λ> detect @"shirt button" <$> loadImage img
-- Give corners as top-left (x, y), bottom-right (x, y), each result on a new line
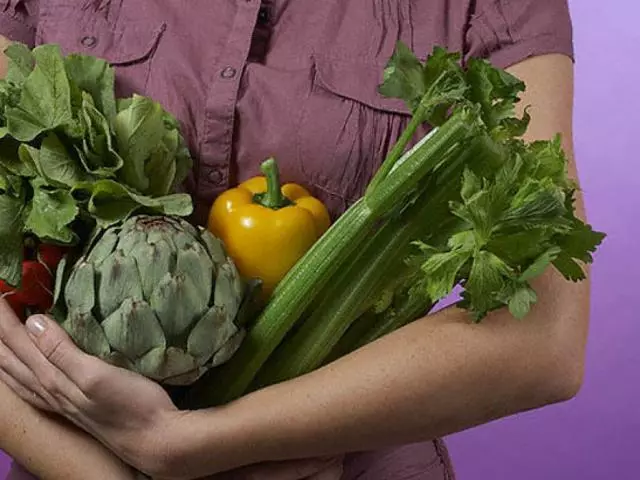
top-left (81, 36), bottom-right (98, 48)
top-left (257, 5), bottom-right (271, 25)
top-left (220, 66), bottom-right (237, 79)
top-left (208, 167), bottom-right (224, 185)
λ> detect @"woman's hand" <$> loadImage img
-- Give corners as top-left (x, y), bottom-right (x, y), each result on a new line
top-left (0, 300), bottom-right (182, 477)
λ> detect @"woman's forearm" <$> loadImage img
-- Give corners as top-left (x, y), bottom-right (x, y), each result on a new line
top-left (169, 266), bottom-right (588, 479)
top-left (0, 381), bottom-right (137, 480)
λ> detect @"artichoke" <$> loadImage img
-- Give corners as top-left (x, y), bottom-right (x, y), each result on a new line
top-left (54, 215), bottom-right (248, 385)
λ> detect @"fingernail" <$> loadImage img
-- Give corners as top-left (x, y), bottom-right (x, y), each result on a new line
top-left (26, 316), bottom-right (47, 336)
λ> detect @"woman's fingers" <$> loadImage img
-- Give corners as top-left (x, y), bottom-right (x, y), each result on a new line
top-left (0, 301), bottom-right (85, 409)
top-left (0, 368), bottom-right (53, 412)
top-left (24, 315), bottom-right (101, 391)
top-left (0, 340), bottom-right (56, 408)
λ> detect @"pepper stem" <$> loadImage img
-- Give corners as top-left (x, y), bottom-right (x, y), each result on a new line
top-left (256, 157), bottom-right (289, 209)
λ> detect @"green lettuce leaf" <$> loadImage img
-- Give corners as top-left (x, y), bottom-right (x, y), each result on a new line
top-left (5, 44), bottom-right (76, 141)
top-left (113, 95), bottom-right (167, 194)
top-left (65, 53), bottom-right (117, 123)
top-left (72, 179), bottom-right (193, 227)
top-left (77, 92), bottom-right (123, 177)
top-left (0, 175), bottom-right (26, 286)
top-left (0, 137), bottom-right (34, 177)
top-left (3, 42), bottom-right (36, 86)
top-left (24, 178), bottom-right (79, 244)
top-left (36, 133), bottom-right (90, 187)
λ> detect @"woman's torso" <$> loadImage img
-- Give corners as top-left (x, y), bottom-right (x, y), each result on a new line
top-left (24, 2), bottom-right (475, 477)
top-left (33, 0), bottom-right (483, 222)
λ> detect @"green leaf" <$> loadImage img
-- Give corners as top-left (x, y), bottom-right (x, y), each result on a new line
top-left (0, 137), bottom-right (34, 177)
top-left (0, 167), bottom-right (23, 195)
top-left (72, 179), bottom-right (193, 227)
top-left (464, 250), bottom-right (512, 317)
top-left (486, 229), bottom-right (550, 266)
top-left (519, 247), bottom-right (561, 281)
top-left (418, 246), bottom-right (472, 300)
top-left (0, 191), bottom-right (26, 286)
top-left (460, 168), bottom-right (482, 203)
top-left (78, 92), bottom-right (123, 177)
top-left (501, 178), bottom-right (568, 229)
top-left (145, 141), bottom-right (177, 197)
top-left (378, 41), bottom-right (426, 112)
top-left (113, 95), bottom-right (166, 194)
top-left (507, 285), bottom-right (537, 320)
top-left (523, 136), bottom-right (570, 186)
top-left (37, 133), bottom-right (90, 187)
top-left (0, 80), bottom-right (23, 124)
top-left (465, 58), bottom-right (526, 132)
top-left (552, 253), bottom-right (587, 281)
top-left (555, 221), bottom-right (606, 264)
top-left (5, 44), bottom-right (74, 141)
top-left (24, 179), bottom-right (79, 244)
top-left (17, 144), bottom-right (41, 177)
top-left (65, 54), bottom-right (117, 122)
top-left (378, 43), bottom-right (467, 125)
top-left (4, 42), bottom-right (35, 85)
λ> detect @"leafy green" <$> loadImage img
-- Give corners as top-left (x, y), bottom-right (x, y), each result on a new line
top-left (25, 178), bottom-right (79, 243)
top-left (378, 43), bottom-right (468, 125)
top-left (3, 43), bottom-right (35, 86)
top-left (0, 42), bottom-right (195, 286)
top-left (114, 94), bottom-right (167, 193)
top-left (36, 133), bottom-right (90, 187)
top-left (372, 44), bottom-right (605, 321)
top-left (72, 179), bottom-right (192, 227)
top-left (64, 54), bottom-right (117, 122)
top-left (78, 92), bottom-right (123, 177)
top-left (5, 44), bottom-right (75, 141)
top-left (0, 172), bottom-right (26, 286)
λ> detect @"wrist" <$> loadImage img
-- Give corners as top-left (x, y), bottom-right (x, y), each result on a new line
top-left (140, 402), bottom-right (264, 480)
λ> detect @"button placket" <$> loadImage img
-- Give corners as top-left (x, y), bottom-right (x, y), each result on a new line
top-left (198, 0), bottom-right (262, 193)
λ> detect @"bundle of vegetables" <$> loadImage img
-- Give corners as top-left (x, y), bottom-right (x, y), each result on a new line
top-left (0, 43), bottom-right (251, 385)
top-left (184, 44), bottom-right (606, 408)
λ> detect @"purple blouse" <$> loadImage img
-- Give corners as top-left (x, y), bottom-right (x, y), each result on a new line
top-left (0, 1), bottom-right (573, 479)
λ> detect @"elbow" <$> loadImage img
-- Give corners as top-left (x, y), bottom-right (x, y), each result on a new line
top-left (540, 326), bottom-right (588, 404)
top-left (547, 352), bottom-right (585, 403)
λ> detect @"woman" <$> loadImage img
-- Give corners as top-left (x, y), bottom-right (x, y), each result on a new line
top-left (0, 1), bottom-right (587, 479)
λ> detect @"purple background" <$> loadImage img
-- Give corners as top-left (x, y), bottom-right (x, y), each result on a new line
top-left (1, 0), bottom-right (636, 478)
top-left (446, 0), bottom-right (640, 478)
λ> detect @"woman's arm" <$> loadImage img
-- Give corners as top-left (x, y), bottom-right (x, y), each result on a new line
top-left (163, 53), bottom-right (589, 478)
top-left (0, 53), bottom-right (588, 480)
top-left (0, 381), bottom-right (139, 480)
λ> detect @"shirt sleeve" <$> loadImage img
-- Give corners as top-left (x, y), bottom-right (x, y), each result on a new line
top-left (464, 0), bottom-right (574, 68)
top-left (0, 0), bottom-right (38, 47)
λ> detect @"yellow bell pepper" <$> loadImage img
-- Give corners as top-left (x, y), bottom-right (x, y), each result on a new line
top-left (208, 157), bottom-right (331, 296)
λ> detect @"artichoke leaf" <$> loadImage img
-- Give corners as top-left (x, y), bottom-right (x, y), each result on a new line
top-left (97, 250), bottom-right (144, 319)
top-left (101, 298), bottom-right (167, 361)
top-left (150, 273), bottom-right (208, 340)
top-left (64, 261), bottom-right (96, 315)
top-left (187, 305), bottom-right (239, 367)
top-left (62, 311), bottom-right (110, 358)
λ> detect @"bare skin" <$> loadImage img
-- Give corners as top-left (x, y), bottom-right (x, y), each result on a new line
top-left (0, 49), bottom-right (588, 480)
